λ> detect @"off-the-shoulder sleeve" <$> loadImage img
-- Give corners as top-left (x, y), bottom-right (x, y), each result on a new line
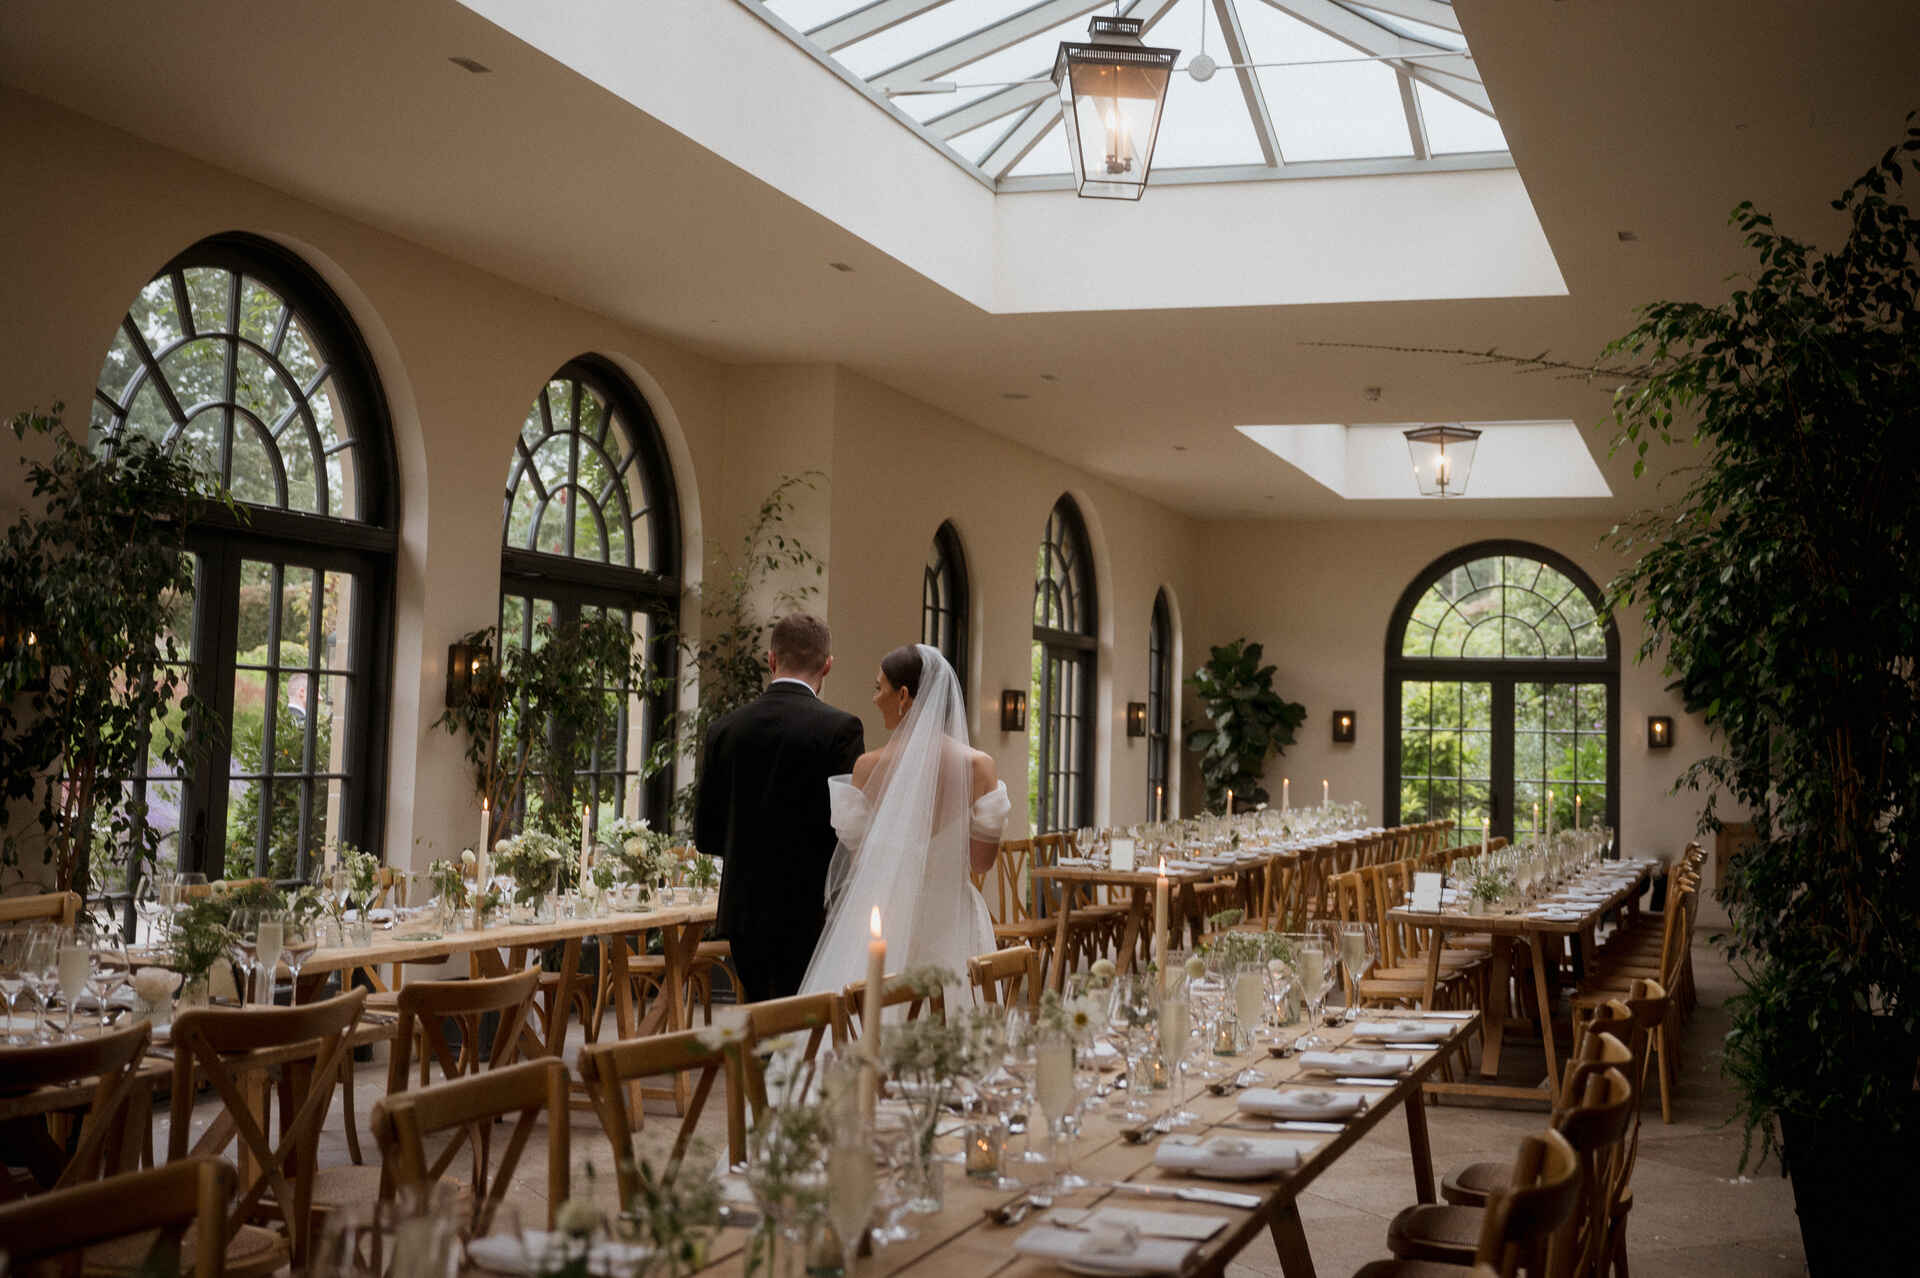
top-left (969, 781), bottom-right (1012, 841)
top-left (828, 774), bottom-right (871, 849)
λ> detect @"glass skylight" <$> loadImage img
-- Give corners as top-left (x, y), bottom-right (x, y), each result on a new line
top-left (746, 0), bottom-right (1506, 189)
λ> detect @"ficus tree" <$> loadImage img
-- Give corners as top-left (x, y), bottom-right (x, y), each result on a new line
top-left (1185, 638), bottom-right (1307, 811)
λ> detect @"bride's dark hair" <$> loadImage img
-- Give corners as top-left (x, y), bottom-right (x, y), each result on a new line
top-left (880, 644), bottom-right (924, 698)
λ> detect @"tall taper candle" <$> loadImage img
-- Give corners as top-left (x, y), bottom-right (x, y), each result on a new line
top-left (1282, 777), bottom-right (1290, 811)
top-left (1226, 787), bottom-right (1233, 817)
top-left (1154, 859), bottom-right (1171, 994)
top-left (1322, 778), bottom-right (1329, 806)
top-left (1533, 801), bottom-right (1540, 840)
top-left (1546, 789), bottom-right (1554, 843)
top-left (1482, 815), bottom-right (1490, 856)
top-left (1154, 784), bottom-right (1164, 821)
top-left (1576, 793), bottom-right (1582, 829)
top-left (475, 799), bottom-right (491, 924)
top-left (579, 806), bottom-right (594, 885)
top-left (864, 908), bottom-right (886, 1118)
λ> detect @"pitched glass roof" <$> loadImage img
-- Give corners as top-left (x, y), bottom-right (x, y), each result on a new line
top-left (742, 0), bottom-right (1507, 190)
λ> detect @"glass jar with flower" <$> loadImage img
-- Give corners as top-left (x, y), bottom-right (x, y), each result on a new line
top-left (493, 830), bottom-right (565, 924)
top-left (601, 818), bottom-right (667, 911)
top-left (427, 856), bottom-right (469, 934)
top-left (332, 844), bottom-right (382, 944)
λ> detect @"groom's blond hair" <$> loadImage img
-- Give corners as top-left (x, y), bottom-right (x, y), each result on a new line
top-left (770, 613), bottom-right (832, 675)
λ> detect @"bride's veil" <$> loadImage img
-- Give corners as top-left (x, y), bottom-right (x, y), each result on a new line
top-left (802, 644), bottom-right (975, 992)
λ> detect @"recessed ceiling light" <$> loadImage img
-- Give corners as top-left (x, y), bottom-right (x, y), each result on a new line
top-left (448, 56), bottom-right (491, 74)
top-left (1364, 386), bottom-right (1383, 402)
top-left (1002, 392), bottom-right (1030, 400)
top-left (1039, 373), bottom-right (1060, 383)
top-left (1616, 230), bottom-right (1640, 242)
top-left (828, 261), bottom-right (855, 273)
top-left (1172, 445), bottom-right (1188, 452)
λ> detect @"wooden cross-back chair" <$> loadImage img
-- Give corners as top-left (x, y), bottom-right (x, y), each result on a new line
top-left (1063, 829), bottom-right (1129, 957)
top-left (1, 1158), bottom-right (235, 1278)
top-left (607, 846), bottom-right (737, 1030)
top-left (1260, 851), bottom-right (1306, 928)
top-left (1366, 862), bottom-right (1482, 992)
top-left (1576, 887), bottom-right (1695, 1123)
top-left (1357, 1128), bottom-right (1583, 1278)
top-left (165, 988), bottom-right (367, 1276)
top-left (0, 890), bottom-right (81, 928)
top-left (0, 1021), bottom-right (151, 1201)
top-left (577, 1026), bottom-right (748, 1199)
top-left (983, 838), bottom-right (1056, 965)
top-left (742, 992), bottom-right (845, 1115)
top-left (968, 945), bottom-right (1041, 1012)
top-left (372, 1056), bottom-right (569, 1236)
top-left (1030, 833), bottom-right (1109, 975)
top-left (1326, 871), bottom-right (1439, 1010)
top-left (841, 974), bottom-right (945, 1037)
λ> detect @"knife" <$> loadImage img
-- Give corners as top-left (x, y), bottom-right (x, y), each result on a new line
top-left (1108, 1182), bottom-right (1263, 1209)
top-left (1333, 1076), bottom-right (1400, 1087)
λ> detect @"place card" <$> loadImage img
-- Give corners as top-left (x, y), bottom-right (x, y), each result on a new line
top-left (1110, 836), bottom-right (1137, 872)
top-left (1411, 871), bottom-right (1445, 914)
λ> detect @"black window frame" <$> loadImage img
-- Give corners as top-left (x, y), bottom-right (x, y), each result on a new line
top-left (1383, 540), bottom-right (1620, 845)
top-left (921, 520), bottom-right (969, 694)
top-left (95, 232), bottom-right (398, 886)
top-left (498, 356), bottom-right (682, 832)
top-left (1147, 588), bottom-right (1173, 821)
top-left (1031, 496), bottom-right (1097, 833)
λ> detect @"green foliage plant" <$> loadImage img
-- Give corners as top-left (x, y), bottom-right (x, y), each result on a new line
top-left (0, 405), bottom-right (228, 898)
top-left (1600, 122), bottom-right (1920, 1168)
top-left (1185, 639), bottom-right (1307, 811)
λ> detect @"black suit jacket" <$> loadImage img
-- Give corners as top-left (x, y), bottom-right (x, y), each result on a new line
top-left (695, 681), bottom-right (865, 947)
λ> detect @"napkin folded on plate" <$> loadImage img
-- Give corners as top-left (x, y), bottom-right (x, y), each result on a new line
top-left (1166, 860), bottom-right (1211, 873)
top-left (1050, 1207), bottom-right (1228, 1242)
top-left (467, 1232), bottom-right (652, 1276)
top-left (1349, 1020), bottom-right (1444, 1043)
top-left (1014, 1223), bottom-right (1197, 1275)
top-left (1297, 1050), bottom-right (1412, 1078)
top-left (1236, 1088), bottom-right (1368, 1121)
top-left (1153, 1134), bottom-right (1310, 1179)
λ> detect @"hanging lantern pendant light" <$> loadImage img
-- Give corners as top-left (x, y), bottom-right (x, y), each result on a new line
top-left (1053, 16), bottom-right (1178, 201)
top-left (1403, 424), bottom-right (1483, 497)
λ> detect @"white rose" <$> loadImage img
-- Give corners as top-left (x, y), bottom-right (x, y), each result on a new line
top-left (133, 967), bottom-right (181, 1004)
top-left (461, 848), bottom-right (477, 867)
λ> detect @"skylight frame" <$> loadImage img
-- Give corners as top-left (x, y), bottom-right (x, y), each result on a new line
top-left (737, 0), bottom-right (1509, 193)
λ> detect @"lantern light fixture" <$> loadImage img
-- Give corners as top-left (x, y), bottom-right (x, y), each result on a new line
top-left (1126, 701), bottom-right (1148, 738)
top-left (1403, 424), bottom-right (1482, 497)
top-left (1000, 690), bottom-right (1029, 733)
top-left (1647, 715), bottom-right (1674, 749)
top-left (1332, 710), bottom-right (1356, 744)
top-left (445, 640), bottom-right (497, 709)
top-left (1053, 16), bottom-right (1178, 201)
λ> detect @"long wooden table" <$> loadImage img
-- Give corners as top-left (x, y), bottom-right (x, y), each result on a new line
top-left (1389, 860), bottom-right (1655, 1104)
top-left (684, 1013), bottom-right (1479, 1278)
top-left (1032, 862), bottom-right (1216, 991)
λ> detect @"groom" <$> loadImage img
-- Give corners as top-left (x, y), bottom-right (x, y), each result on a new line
top-left (695, 613), bottom-right (865, 1003)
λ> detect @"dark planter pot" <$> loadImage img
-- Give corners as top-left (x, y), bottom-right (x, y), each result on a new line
top-left (1781, 1108), bottom-right (1920, 1276)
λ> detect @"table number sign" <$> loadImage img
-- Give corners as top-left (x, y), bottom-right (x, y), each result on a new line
top-left (1412, 871), bottom-right (1445, 914)
top-left (1110, 836), bottom-right (1137, 872)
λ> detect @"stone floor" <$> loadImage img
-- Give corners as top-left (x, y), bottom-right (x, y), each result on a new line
top-left (244, 890), bottom-right (1804, 1276)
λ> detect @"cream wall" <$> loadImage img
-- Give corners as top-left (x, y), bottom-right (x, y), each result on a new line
top-left (1181, 517), bottom-right (1716, 858)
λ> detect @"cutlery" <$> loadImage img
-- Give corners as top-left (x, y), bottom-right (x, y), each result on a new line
top-left (1108, 1182), bottom-right (1262, 1209)
top-left (1332, 1076), bottom-right (1400, 1087)
top-left (986, 1195), bottom-right (1043, 1226)
top-left (1119, 1114), bottom-right (1173, 1144)
top-left (1268, 1120), bottom-right (1346, 1133)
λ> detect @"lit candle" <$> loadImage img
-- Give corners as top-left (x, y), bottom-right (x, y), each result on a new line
top-left (1154, 784), bottom-right (1164, 820)
top-left (1575, 793), bottom-right (1582, 829)
top-left (864, 908), bottom-right (885, 1118)
top-left (1282, 778), bottom-right (1290, 811)
top-left (1322, 778), bottom-right (1329, 806)
top-left (1482, 815), bottom-right (1490, 856)
top-left (579, 806), bottom-right (594, 885)
top-left (1546, 789), bottom-right (1554, 843)
top-left (1532, 801), bottom-right (1540, 838)
top-left (1154, 859), bottom-right (1171, 994)
top-left (1226, 787), bottom-right (1233, 817)
top-left (475, 799), bottom-right (491, 918)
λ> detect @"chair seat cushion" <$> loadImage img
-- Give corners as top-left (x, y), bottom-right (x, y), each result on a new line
top-left (1386, 1203), bottom-right (1483, 1263)
top-left (86, 1221), bottom-right (286, 1278)
top-left (1439, 1158), bottom-right (1509, 1207)
top-left (1353, 1259), bottom-right (1477, 1278)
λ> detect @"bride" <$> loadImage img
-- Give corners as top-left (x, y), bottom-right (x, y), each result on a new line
top-left (798, 643), bottom-right (1009, 1000)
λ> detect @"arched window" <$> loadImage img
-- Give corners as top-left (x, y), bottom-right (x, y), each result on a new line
top-left (1030, 497), bottom-right (1097, 832)
top-left (921, 521), bottom-right (968, 691)
top-left (1385, 543), bottom-right (1619, 845)
top-left (499, 356), bottom-right (680, 832)
top-left (93, 233), bottom-right (397, 882)
top-left (1147, 590), bottom-right (1173, 821)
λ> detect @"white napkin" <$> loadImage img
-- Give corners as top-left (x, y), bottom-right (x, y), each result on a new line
top-left (1050, 1207), bottom-right (1228, 1242)
top-left (1153, 1134), bottom-right (1309, 1180)
top-left (1350, 1020), bottom-right (1443, 1043)
top-left (467, 1233), bottom-right (654, 1277)
top-left (1166, 860), bottom-right (1211, 873)
top-left (1090, 1040), bottom-right (1123, 1069)
top-left (1297, 1050), bottom-right (1411, 1078)
top-left (1014, 1224), bottom-right (1197, 1275)
top-left (1236, 1088), bottom-right (1368, 1121)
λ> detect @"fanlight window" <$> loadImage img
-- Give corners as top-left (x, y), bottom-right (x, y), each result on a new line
top-left (505, 372), bottom-right (661, 570)
top-left (1399, 555), bottom-right (1606, 661)
top-left (1034, 501), bottom-right (1093, 635)
top-left (94, 266), bottom-right (367, 520)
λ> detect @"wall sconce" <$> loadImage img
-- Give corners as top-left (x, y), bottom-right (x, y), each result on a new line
top-left (1126, 701), bottom-right (1147, 738)
top-left (1000, 690), bottom-right (1028, 733)
top-left (1647, 715), bottom-right (1674, 749)
top-left (1331, 710), bottom-right (1356, 744)
top-left (0, 605), bottom-right (49, 692)
top-left (446, 640), bottom-right (497, 709)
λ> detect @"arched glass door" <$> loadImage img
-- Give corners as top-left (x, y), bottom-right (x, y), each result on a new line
top-left (1385, 543), bottom-right (1619, 845)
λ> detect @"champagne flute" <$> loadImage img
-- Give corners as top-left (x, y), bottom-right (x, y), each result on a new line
top-left (282, 916), bottom-right (319, 1005)
top-left (24, 924), bottom-right (59, 1041)
top-left (1034, 1030), bottom-right (1084, 1195)
top-left (0, 929), bottom-right (29, 1044)
top-left (1337, 922), bottom-right (1374, 1021)
top-left (826, 1130), bottom-right (876, 1277)
top-left (227, 908), bottom-right (257, 1004)
top-left (1160, 982), bottom-right (1197, 1128)
top-left (1231, 959), bottom-right (1268, 1048)
top-left (1107, 973), bottom-right (1158, 1123)
top-left (253, 910), bottom-right (285, 1006)
top-left (1290, 937), bottom-right (1332, 1050)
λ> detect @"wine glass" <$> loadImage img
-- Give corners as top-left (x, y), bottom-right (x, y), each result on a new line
top-left (1160, 980), bottom-right (1198, 1128)
top-left (870, 1114), bottom-right (921, 1245)
top-left (1336, 922), bottom-right (1375, 1021)
top-left (282, 915), bottom-right (319, 1005)
top-left (1000, 1008), bottom-right (1047, 1168)
top-left (226, 908), bottom-right (257, 1004)
top-left (1107, 973), bottom-right (1158, 1123)
top-left (1265, 959), bottom-right (1296, 1042)
top-left (1034, 1029), bottom-right (1085, 1194)
top-left (826, 1126), bottom-right (876, 1278)
top-left (83, 919), bottom-right (131, 1028)
top-left (0, 929), bottom-right (29, 1044)
top-left (1289, 935), bottom-right (1333, 1051)
top-left (24, 924), bottom-right (59, 1041)
top-left (253, 910), bottom-right (286, 1007)
top-left (1230, 959), bottom-right (1268, 1049)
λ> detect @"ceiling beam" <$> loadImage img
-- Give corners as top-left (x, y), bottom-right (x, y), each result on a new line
top-left (1337, 0), bottom-right (1461, 35)
top-left (1260, 0), bottom-right (1491, 113)
top-left (1396, 68), bottom-right (1429, 160)
top-left (808, 0), bottom-right (948, 52)
top-left (870, 0), bottom-right (1110, 92)
top-left (1212, 0), bottom-right (1281, 166)
top-left (984, 99), bottom-right (1063, 180)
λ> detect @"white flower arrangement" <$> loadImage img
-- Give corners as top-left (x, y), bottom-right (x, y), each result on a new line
top-left (492, 829), bottom-right (566, 906)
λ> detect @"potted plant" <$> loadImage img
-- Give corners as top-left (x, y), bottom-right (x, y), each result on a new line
top-left (0, 404), bottom-right (227, 898)
top-left (1185, 639), bottom-right (1307, 813)
top-left (493, 830), bottom-right (565, 924)
top-left (1594, 122), bottom-right (1920, 1274)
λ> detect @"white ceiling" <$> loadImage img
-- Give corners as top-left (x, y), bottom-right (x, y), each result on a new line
top-left (1, 0), bottom-right (1916, 521)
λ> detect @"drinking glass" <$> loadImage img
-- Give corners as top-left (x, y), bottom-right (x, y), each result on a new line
top-left (1107, 973), bottom-right (1158, 1123)
top-left (826, 1129), bottom-right (876, 1277)
top-left (0, 929), bottom-right (29, 1044)
top-left (1336, 922), bottom-right (1375, 1021)
top-left (1289, 936), bottom-right (1333, 1050)
top-left (870, 1114), bottom-right (921, 1245)
top-left (1034, 1030), bottom-right (1085, 1194)
top-left (1160, 983), bottom-right (1197, 1127)
top-left (227, 908), bottom-right (257, 1004)
top-left (85, 923), bottom-right (131, 1028)
top-left (282, 916), bottom-right (320, 1005)
top-left (1265, 959), bottom-right (1296, 1038)
top-left (253, 911), bottom-right (286, 1006)
top-left (1230, 960), bottom-right (1268, 1048)
top-left (24, 924), bottom-right (59, 1040)
top-left (53, 928), bottom-right (89, 1037)
top-left (1001, 1008), bottom-right (1047, 1166)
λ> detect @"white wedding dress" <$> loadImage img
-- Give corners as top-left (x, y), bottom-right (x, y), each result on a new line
top-left (799, 645), bottom-right (1010, 1002)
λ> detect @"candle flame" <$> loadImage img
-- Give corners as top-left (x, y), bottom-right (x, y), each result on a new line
top-left (1158, 858), bottom-right (1167, 874)
top-left (870, 906), bottom-right (882, 939)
